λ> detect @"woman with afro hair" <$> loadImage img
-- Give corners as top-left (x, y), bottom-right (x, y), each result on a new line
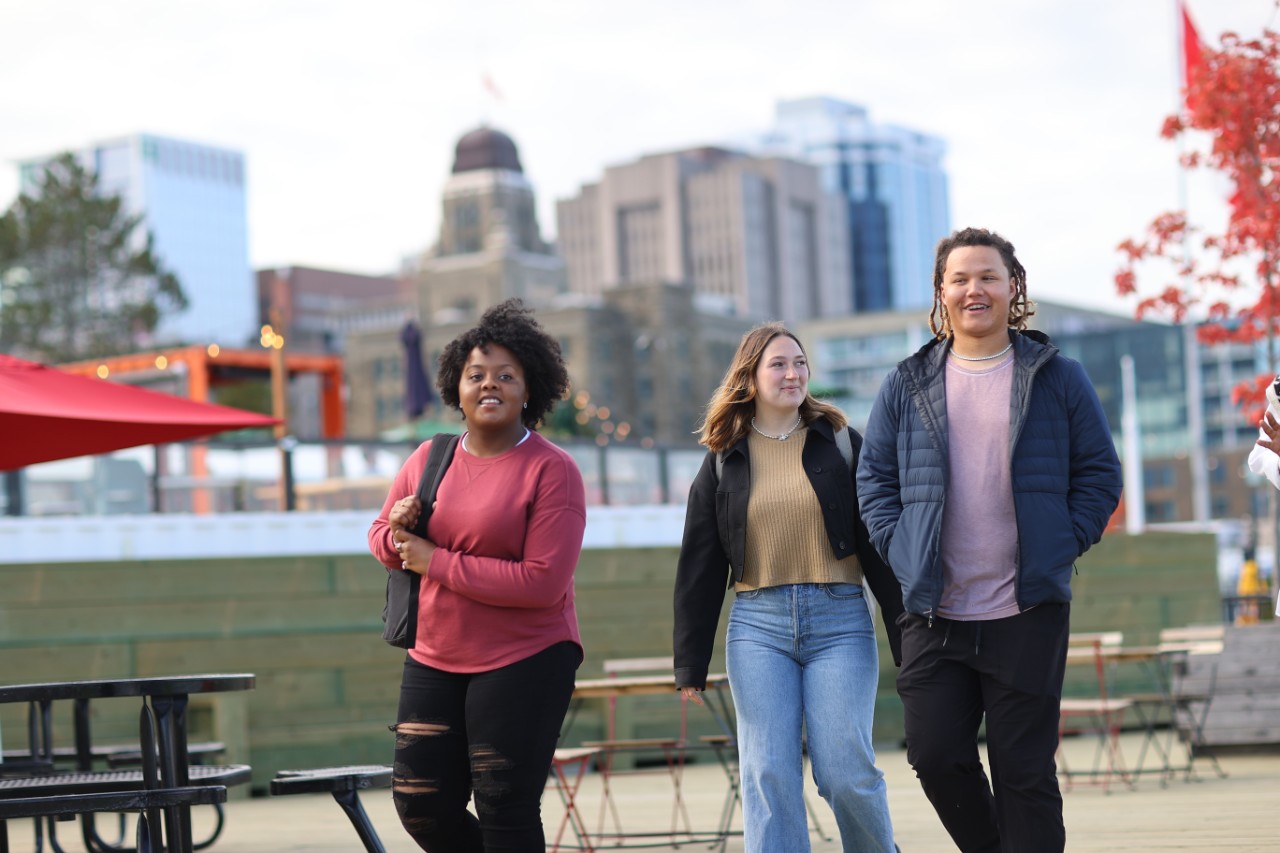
top-left (370, 298), bottom-right (586, 851)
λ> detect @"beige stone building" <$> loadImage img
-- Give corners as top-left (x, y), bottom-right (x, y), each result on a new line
top-left (557, 146), bottom-right (850, 323)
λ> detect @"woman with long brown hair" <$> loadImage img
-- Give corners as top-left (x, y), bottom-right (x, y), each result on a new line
top-left (673, 322), bottom-right (903, 852)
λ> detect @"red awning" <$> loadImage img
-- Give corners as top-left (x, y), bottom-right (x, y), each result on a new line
top-left (0, 354), bottom-right (280, 471)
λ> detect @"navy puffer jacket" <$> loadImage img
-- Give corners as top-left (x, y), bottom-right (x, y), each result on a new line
top-left (856, 330), bottom-right (1123, 617)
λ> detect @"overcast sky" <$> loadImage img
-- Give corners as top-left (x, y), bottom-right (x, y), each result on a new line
top-left (1, 0), bottom-right (1275, 313)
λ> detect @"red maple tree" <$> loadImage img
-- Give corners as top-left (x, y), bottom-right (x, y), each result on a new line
top-left (1115, 22), bottom-right (1280, 421)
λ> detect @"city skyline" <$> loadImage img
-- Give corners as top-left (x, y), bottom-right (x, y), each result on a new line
top-left (1, 0), bottom-right (1272, 316)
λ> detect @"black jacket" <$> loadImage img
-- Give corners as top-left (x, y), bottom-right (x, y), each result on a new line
top-left (673, 417), bottom-right (905, 690)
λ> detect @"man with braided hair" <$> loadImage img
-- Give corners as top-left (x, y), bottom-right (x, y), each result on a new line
top-left (857, 228), bottom-right (1122, 852)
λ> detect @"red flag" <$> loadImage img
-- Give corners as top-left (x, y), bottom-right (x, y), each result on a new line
top-left (1180, 1), bottom-right (1206, 111)
top-left (483, 73), bottom-right (504, 101)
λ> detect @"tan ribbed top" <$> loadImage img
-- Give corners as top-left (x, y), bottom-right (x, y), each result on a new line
top-left (736, 428), bottom-right (862, 591)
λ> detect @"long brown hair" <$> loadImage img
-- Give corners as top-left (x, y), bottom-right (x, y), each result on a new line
top-left (697, 322), bottom-right (847, 453)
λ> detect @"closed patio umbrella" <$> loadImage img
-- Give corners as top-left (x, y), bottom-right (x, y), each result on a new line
top-left (401, 320), bottom-right (435, 420)
top-left (0, 354), bottom-right (280, 471)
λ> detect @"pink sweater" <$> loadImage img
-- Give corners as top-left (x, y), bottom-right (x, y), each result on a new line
top-left (369, 431), bottom-right (586, 672)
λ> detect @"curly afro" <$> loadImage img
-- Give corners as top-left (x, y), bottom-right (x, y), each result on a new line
top-left (435, 298), bottom-right (570, 429)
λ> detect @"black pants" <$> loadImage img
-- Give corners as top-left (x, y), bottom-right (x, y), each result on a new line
top-left (896, 604), bottom-right (1070, 853)
top-left (392, 642), bottom-right (580, 852)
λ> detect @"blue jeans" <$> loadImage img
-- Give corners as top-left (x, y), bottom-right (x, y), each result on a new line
top-left (727, 583), bottom-right (896, 853)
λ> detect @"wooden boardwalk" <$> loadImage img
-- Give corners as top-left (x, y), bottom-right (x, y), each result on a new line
top-left (7, 733), bottom-right (1273, 852)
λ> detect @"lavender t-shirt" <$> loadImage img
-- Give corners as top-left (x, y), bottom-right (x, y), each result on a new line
top-left (938, 352), bottom-right (1021, 621)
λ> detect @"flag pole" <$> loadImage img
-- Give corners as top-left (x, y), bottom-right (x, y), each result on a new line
top-left (1177, 0), bottom-right (1211, 523)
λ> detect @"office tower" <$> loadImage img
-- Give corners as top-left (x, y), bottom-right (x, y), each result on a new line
top-left (557, 146), bottom-right (850, 323)
top-left (18, 133), bottom-right (254, 348)
top-left (750, 96), bottom-right (950, 312)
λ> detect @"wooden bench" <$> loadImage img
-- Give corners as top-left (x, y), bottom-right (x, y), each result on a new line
top-left (0, 786), bottom-right (227, 853)
top-left (270, 765), bottom-right (392, 853)
top-left (1157, 624), bottom-right (1225, 655)
top-left (1176, 623), bottom-right (1279, 754)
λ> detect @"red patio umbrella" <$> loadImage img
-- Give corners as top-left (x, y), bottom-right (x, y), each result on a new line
top-left (0, 354), bottom-right (280, 471)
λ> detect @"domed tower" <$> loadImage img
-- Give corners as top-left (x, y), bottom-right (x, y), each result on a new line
top-left (420, 126), bottom-right (565, 324)
top-left (435, 126), bottom-right (547, 257)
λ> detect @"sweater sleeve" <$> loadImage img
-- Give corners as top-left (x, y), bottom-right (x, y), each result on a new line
top-left (428, 453), bottom-right (586, 609)
top-left (1248, 426), bottom-right (1280, 490)
top-left (368, 441), bottom-right (431, 570)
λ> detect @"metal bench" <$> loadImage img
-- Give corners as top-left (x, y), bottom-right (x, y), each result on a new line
top-left (0, 787), bottom-right (227, 853)
top-left (0, 765), bottom-right (249, 853)
top-left (270, 765), bottom-right (392, 853)
top-left (0, 764), bottom-right (251, 798)
top-left (2, 741), bottom-right (225, 769)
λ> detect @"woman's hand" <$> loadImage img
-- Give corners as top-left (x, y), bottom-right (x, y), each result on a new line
top-left (1260, 411), bottom-right (1280, 456)
top-left (680, 686), bottom-right (704, 706)
top-left (392, 529), bottom-right (437, 577)
top-left (389, 495), bottom-right (422, 535)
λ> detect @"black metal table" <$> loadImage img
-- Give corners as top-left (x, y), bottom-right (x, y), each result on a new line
top-left (0, 673), bottom-right (255, 853)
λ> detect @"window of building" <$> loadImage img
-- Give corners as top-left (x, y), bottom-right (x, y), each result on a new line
top-left (453, 202), bottom-right (482, 253)
top-left (617, 203), bottom-right (662, 283)
top-left (1143, 464), bottom-right (1175, 490)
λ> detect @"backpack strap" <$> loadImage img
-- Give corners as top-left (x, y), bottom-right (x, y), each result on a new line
top-left (834, 426), bottom-right (853, 471)
top-left (413, 433), bottom-right (459, 536)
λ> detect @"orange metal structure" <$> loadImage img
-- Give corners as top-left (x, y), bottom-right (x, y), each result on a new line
top-left (58, 346), bottom-right (345, 438)
top-left (58, 346), bottom-right (345, 514)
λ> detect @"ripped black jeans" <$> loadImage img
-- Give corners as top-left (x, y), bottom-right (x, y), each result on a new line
top-left (392, 642), bottom-right (580, 852)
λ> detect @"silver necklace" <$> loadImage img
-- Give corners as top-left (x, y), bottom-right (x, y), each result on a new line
top-left (462, 427), bottom-right (530, 455)
top-left (950, 342), bottom-right (1013, 362)
top-left (751, 414), bottom-right (803, 441)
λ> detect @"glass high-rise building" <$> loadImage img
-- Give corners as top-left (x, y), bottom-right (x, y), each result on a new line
top-left (747, 96), bottom-right (951, 312)
top-left (19, 133), bottom-right (254, 348)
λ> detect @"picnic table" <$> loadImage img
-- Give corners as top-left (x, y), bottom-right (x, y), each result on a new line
top-left (0, 673), bottom-right (255, 853)
top-left (551, 671), bottom-right (738, 852)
